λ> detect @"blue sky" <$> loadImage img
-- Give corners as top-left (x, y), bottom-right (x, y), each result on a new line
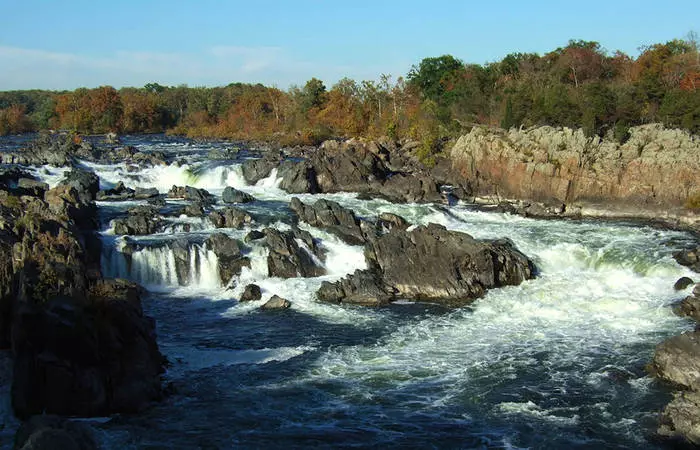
top-left (0, 0), bottom-right (697, 90)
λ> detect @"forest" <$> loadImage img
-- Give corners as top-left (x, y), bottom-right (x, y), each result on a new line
top-left (1, 36), bottom-right (699, 159)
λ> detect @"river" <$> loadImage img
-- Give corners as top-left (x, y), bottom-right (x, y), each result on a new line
top-left (3, 134), bottom-right (699, 449)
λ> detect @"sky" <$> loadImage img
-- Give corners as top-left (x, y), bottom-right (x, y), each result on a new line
top-left (0, 0), bottom-right (698, 91)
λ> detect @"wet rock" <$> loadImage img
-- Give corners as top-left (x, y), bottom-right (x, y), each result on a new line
top-left (147, 196), bottom-right (167, 207)
top-left (311, 141), bottom-right (389, 193)
top-left (205, 233), bottom-right (251, 285)
top-left (14, 415), bottom-right (97, 450)
top-left (113, 209), bottom-right (162, 235)
top-left (261, 295), bottom-right (291, 310)
top-left (97, 181), bottom-right (135, 201)
top-left (675, 277), bottom-right (696, 291)
top-left (241, 157), bottom-right (280, 184)
top-left (167, 185), bottom-right (214, 204)
top-left (244, 230), bottom-right (265, 243)
top-left (60, 168), bottom-right (100, 202)
top-left (674, 292), bottom-right (700, 322)
top-left (278, 160), bottom-right (319, 194)
top-left (323, 223), bottom-right (536, 306)
top-left (264, 228), bottom-right (325, 278)
top-left (674, 248), bottom-right (700, 273)
top-left (134, 187), bottom-right (159, 199)
top-left (105, 132), bottom-right (120, 145)
top-left (0, 167), bottom-right (34, 189)
top-left (289, 197), bottom-right (366, 245)
top-left (133, 151), bottom-right (167, 166)
top-left (366, 223), bottom-right (535, 304)
top-left (12, 282), bottom-right (163, 418)
top-left (377, 212), bottom-right (409, 233)
top-left (240, 284), bottom-right (262, 302)
top-left (649, 331), bottom-right (700, 391)
top-left (0, 132), bottom-right (76, 166)
top-left (181, 202), bottom-right (205, 217)
top-left (317, 269), bottom-right (392, 306)
top-left (16, 178), bottom-right (49, 197)
top-left (658, 391), bottom-right (700, 446)
top-left (209, 207), bottom-right (253, 229)
top-left (222, 186), bottom-right (255, 204)
top-left (379, 173), bottom-right (442, 203)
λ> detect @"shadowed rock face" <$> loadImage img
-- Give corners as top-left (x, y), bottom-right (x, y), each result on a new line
top-left (263, 228), bottom-right (325, 279)
top-left (0, 171), bottom-right (164, 420)
top-left (318, 223), bottom-right (536, 306)
top-left (290, 197), bottom-right (366, 245)
top-left (450, 124), bottom-right (700, 207)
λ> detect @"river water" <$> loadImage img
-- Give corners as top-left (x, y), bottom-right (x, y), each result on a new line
top-left (2, 134), bottom-right (699, 449)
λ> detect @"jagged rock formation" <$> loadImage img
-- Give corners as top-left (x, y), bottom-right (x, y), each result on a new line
top-left (450, 124), bottom-right (700, 207)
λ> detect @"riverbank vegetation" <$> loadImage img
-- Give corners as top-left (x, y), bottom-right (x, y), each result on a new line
top-left (1, 35), bottom-right (699, 156)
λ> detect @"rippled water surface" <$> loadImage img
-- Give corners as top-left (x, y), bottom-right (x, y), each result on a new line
top-left (2, 134), bottom-right (698, 449)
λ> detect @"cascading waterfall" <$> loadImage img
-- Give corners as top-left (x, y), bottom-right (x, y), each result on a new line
top-left (103, 240), bottom-right (221, 291)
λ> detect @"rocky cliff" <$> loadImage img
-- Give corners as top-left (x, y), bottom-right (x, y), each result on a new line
top-left (450, 124), bottom-right (700, 208)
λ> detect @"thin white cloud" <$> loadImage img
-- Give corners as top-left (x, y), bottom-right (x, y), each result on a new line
top-left (0, 45), bottom-right (409, 91)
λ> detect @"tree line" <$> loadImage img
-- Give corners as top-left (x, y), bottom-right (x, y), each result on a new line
top-left (1, 35), bottom-right (699, 157)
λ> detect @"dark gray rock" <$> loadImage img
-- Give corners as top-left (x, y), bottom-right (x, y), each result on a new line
top-left (205, 233), bottom-right (250, 285)
top-left (209, 207), bottom-right (253, 229)
top-left (182, 202), bottom-right (205, 217)
top-left (244, 230), bottom-right (265, 243)
top-left (241, 157), bottom-right (280, 184)
top-left (649, 331), bottom-right (700, 391)
top-left (261, 295), bottom-right (291, 310)
top-left (289, 197), bottom-right (366, 245)
top-left (658, 391), bottom-right (700, 446)
top-left (222, 186), bottom-right (255, 204)
top-left (16, 178), bottom-right (49, 197)
top-left (60, 168), bottom-right (100, 202)
top-left (675, 277), bottom-right (696, 291)
top-left (134, 187), bottom-right (159, 199)
top-left (674, 247), bottom-right (700, 273)
top-left (278, 161), bottom-right (319, 194)
top-left (377, 212), bottom-right (409, 233)
top-left (97, 181), bottom-right (135, 201)
top-left (317, 269), bottom-right (392, 306)
top-left (113, 211), bottom-right (162, 235)
top-left (264, 228), bottom-right (325, 278)
top-left (167, 185), bottom-right (214, 204)
top-left (240, 284), bottom-right (262, 302)
top-left (673, 292), bottom-right (700, 322)
top-left (310, 143), bottom-right (388, 193)
top-left (379, 173), bottom-right (442, 203)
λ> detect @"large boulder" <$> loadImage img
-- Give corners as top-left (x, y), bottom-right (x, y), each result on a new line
top-left (261, 295), bottom-right (291, 310)
top-left (317, 269), bottom-right (391, 306)
top-left (11, 280), bottom-right (163, 418)
top-left (278, 161), bottom-right (319, 194)
top-left (310, 142), bottom-right (388, 193)
top-left (208, 207), bottom-right (253, 229)
top-left (649, 331), bottom-right (700, 391)
top-left (60, 168), bottom-right (100, 202)
top-left (264, 228), bottom-right (325, 278)
top-left (241, 157), bottom-right (280, 184)
top-left (113, 211), bottom-right (162, 236)
top-left (205, 233), bottom-right (251, 285)
top-left (240, 284), bottom-right (262, 302)
top-left (674, 247), bottom-right (700, 273)
top-left (96, 181), bottom-right (135, 201)
top-left (379, 173), bottom-right (442, 203)
top-left (658, 391), bottom-right (700, 446)
top-left (222, 186), bottom-right (255, 204)
top-left (318, 223), bottom-right (536, 306)
top-left (289, 197), bottom-right (366, 245)
top-left (167, 185), bottom-right (214, 204)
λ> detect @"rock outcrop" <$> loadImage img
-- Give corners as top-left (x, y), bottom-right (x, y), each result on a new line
top-left (0, 172), bottom-right (164, 419)
top-left (450, 124), bottom-right (700, 208)
top-left (318, 223), bottom-right (536, 306)
top-left (263, 228), bottom-right (325, 278)
top-left (290, 197), bottom-right (366, 245)
top-left (651, 282), bottom-right (700, 445)
top-left (222, 186), bottom-right (255, 204)
top-left (205, 233), bottom-right (251, 285)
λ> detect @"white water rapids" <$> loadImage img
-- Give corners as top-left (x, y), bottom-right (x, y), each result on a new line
top-left (5, 135), bottom-right (697, 449)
